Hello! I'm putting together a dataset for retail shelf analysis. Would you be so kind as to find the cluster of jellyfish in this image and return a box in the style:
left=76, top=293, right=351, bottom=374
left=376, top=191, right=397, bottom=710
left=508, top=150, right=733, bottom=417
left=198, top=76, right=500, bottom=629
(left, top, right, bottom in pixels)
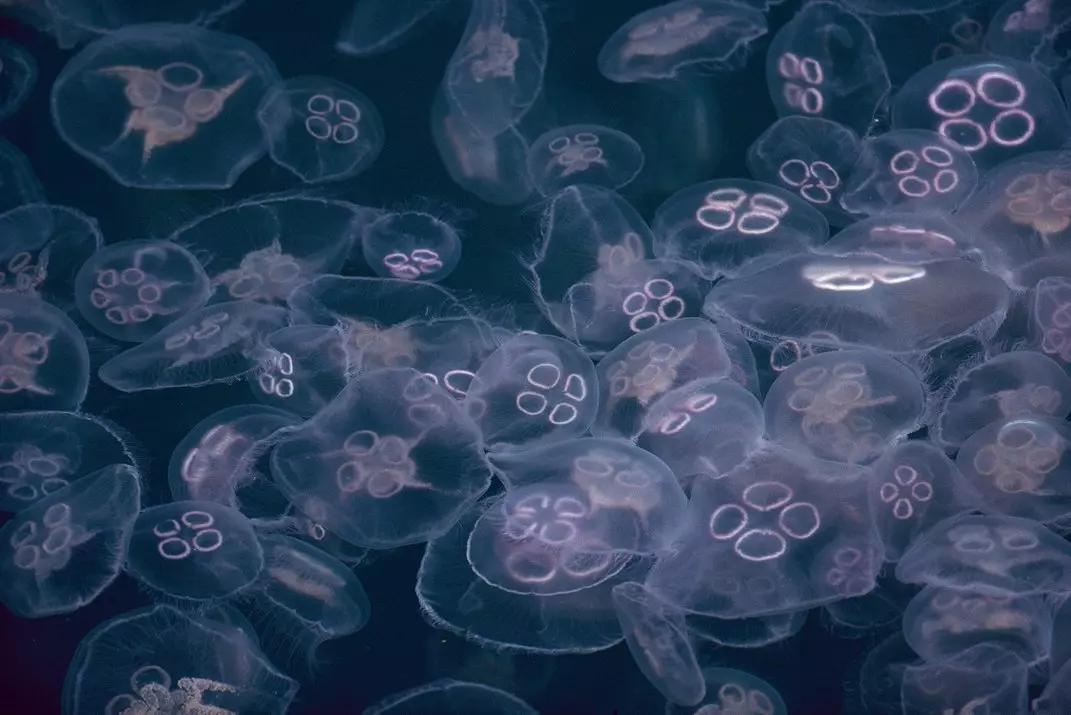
left=3, top=0, right=1071, bottom=712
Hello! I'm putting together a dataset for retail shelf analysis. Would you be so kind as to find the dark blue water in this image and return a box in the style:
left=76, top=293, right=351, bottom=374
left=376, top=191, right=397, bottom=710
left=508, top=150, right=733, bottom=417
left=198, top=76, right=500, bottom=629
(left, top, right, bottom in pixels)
left=0, top=1, right=877, bottom=712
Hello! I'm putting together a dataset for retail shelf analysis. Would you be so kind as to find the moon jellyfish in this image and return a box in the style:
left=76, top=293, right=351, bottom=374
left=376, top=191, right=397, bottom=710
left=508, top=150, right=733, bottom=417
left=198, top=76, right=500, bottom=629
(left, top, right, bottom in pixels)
left=816, top=214, right=972, bottom=264
left=900, top=643, right=1030, bottom=715
left=612, top=581, right=705, bottom=706
left=666, top=667, right=788, bottom=715
left=51, top=23, right=280, bottom=189
left=0, top=293, right=90, bottom=412
left=0, top=203, right=103, bottom=305
left=126, top=500, right=264, bottom=600
left=0, top=40, right=36, bottom=122
left=0, top=137, right=44, bottom=216
left=526, top=124, right=644, bottom=197
left=686, top=609, right=807, bottom=649
left=257, top=76, right=384, bottom=184
left=74, top=239, right=211, bottom=343
left=0, top=409, right=138, bottom=513
left=270, top=368, right=492, bottom=549
left=249, top=324, right=350, bottom=417
left=336, top=0, right=453, bottom=57
left=444, top=0, right=548, bottom=137
left=97, top=301, right=289, bottom=392
left=62, top=604, right=299, bottom=715
left=361, top=208, right=462, bottom=283
left=365, top=679, right=537, bottom=715
left=0, top=464, right=140, bottom=617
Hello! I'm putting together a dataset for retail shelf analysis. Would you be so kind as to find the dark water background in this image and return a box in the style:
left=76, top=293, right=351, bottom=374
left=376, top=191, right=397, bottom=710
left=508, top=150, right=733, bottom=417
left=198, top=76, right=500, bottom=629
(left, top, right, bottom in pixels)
left=0, top=1, right=877, bottom=712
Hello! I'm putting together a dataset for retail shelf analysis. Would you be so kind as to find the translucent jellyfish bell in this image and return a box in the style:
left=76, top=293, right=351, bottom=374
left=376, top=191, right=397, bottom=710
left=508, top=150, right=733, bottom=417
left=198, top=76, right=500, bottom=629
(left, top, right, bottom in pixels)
left=74, top=239, right=211, bottom=342
left=0, top=464, right=140, bottom=617
left=892, top=55, right=1071, bottom=171
left=248, top=324, right=350, bottom=417
left=463, top=333, right=598, bottom=453
left=0, top=137, right=43, bottom=216
left=686, top=608, right=808, bottom=649
left=746, top=115, right=862, bottom=228
left=647, top=448, right=882, bottom=619
left=50, top=23, right=280, bottom=189
left=816, top=213, right=973, bottom=264
left=763, top=349, right=926, bottom=465
left=985, top=0, right=1071, bottom=77
left=896, top=512, right=1071, bottom=595
left=270, top=368, right=491, bottom=549
left=0, top=40, right=37, bottom=122
left=765, top=0, right=890, bottom=135
left=361, top=209, right=462, bottom=283
left=126, top=500, right=264, bottom=600
left=612, top=581, right=705, bottom=706
left=0, top=203, right=103, bottom=305
left=526, top=124, right=644, bottom=196
left=365, top=679, right=537, bottom=715
left=1034, top=276, right=1071, bottom=365
left=666, top=667, right=788, bottom=715
left=651, top=178, right=829, bottom=280
left=868, top=441, right=980, bottom=563
left=256, top=76, right=384, bottom=184
left=444, top=0, right=548, bottom=137
left=0, top=411, right=137, bottom=515
left=703, top=252, right=1010, bottom=356
left=336, top=0, right=452, bottom=57
left=0, top=293, right=90, bottom=412
left=597, top=0, right=768, bottom=83
left=900, top=643, right=1030, bottom=715
left=62, top=604, right=298, bottom=715
left=41, top=0, right=249, bottom=38
left=839, top=129, right=979, bottom=217
left=97, top=301, right=289, bottom=392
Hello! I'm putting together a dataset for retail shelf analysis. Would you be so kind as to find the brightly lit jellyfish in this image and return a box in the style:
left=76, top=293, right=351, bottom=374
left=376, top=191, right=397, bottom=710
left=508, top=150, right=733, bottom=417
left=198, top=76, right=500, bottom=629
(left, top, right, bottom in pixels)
left=0, top=203, right=103, bottom=305
left=612, top=581, right=705, bottom=706
left=361, top=208, right=462, bottom=283
left=892, top=54, right=1071, bottom=170
left=97, top=301, right=289, bottom=392
left=0, top=293, right=90, bottom=412
left=50, top=23, right=280, bottom=188
left=463, top=333, right=597, bottom=453
left=429, top=84, right=534, bottom=206
left=0, top=137, right=43, bottom=216
left=75, top=239, right=211, bottom=342
left=168, top=404, right=301, bottom=507
left=704, top=252, right=1010, bottom=356
left=417, top=503, right=643, bottom=654
left=763, top=349, right=926, bottom=465
left=444, top=0, right=547, bottom=137
left=746, top=115, right=862, bottom=227
left=169, top=193, right=366, bottom=304
left=594, top=317, right=733, bottom=440
left=868, top=440, right=980, bottom=563
left=126, top=500, right=264, bottom=600
left=839, top=129, right=978, bottom=216
left=598, top=0, right=768, bottom=82
left=336, top=0, right=453, bottom=56
left=647, top=448, right=882, bottom=619
left=366, top=679, right=537, bottom=715
left=953, top=150, right=1071, bottom=286
left=62, top=604, right=298, bottom=715
left=526, top=124, right=644, bottom=196
left=256, top=76, right=384, bottom=184
left=0, top=409, right=138, bottom=513
left=637, top=377, right=765, bottom=485
left=249, top=324, right=351, bottom=417
left=0, top=40, right=36, bottom=122
left=896, top=512, right=1071, bottom=595
left=270, top=368, right=491, bottom=549
left=765, top=0, right=890, bottom=134
left=666, top=667, right=788, bottom=715
left=0, top=464, right=139, bottom=617
left=651, top=178, right=829, bottom=280
left=816, top=214, right=972, bottom=264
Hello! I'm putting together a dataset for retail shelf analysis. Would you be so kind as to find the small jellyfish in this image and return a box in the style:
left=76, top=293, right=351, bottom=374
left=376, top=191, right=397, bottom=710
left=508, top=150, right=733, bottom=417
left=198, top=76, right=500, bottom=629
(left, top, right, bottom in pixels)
left=125, top=500, right=264, bottom=600
left=444, top=0, right=548, bottom=137
left=257, top=76, right=384, bottom=184
left=75, top=239, right=211, bottom=343
left=765, top=1, right=891, bottom=135
left=0, top=293, right=90, bottom=412
left=51, top=23, right=280, bottom=189
left=0, top=203, right=103, bottom=305
left=598, top=0, right=768, bottom=83
left=0, top=40, right=37, bottom=122
left=62, top=604, right=298, bottom=715
left=361, top=208, right=462, bottom=283
left=526, top=124, right=644, bottom=196
left=0, top=464, right=140, bottom=617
